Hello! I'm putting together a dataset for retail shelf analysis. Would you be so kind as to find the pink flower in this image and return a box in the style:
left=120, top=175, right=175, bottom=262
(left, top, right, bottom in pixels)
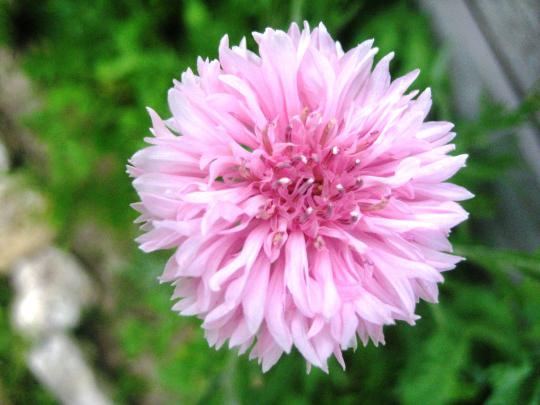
left=128, top=22, right=472, bottom=372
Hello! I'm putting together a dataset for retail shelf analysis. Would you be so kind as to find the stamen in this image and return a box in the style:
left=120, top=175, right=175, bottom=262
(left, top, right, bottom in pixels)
left=277, top=177, right=291, bottom=185
left=276, top=162, right=292, bottom=169
left=297, top=178, right=315, bottom=195
left=238, top=162, right=251, bottom=178
left=332, top=146, right=340, bottom=155
left=365, top=196, right=390, bottom=211
left=257, top=201, right=275, bottom=219
left=347, top=158, right=362, bottom=172
left=272, top=232, right=284, bottom=247
left=300, top=107, right=309, bottom=123
left=356, top=130, right=380, bottom=152
left=261, top=125, right=273, bottom=155
left=285, top=125, right=292, bottom=143
left=299, top=206, right=314, bottom=224
left=336, top=183, right=344, bottom=193
left=314, top=235, right=326, bottom=250
left=320, top=118, right=336, bottom=147
left=326, top=204, right=334, bottom=218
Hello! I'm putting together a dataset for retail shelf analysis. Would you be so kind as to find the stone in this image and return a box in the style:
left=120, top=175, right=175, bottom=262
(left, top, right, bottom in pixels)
left=0, top=177, right=54, bottom=273
left=0, top=141, right=7, bottom=172
left=11, top=247, right=96, bottom=337
left=29, top=334, right=112, bottom=405
left=0, top=48, right=39, bottom=118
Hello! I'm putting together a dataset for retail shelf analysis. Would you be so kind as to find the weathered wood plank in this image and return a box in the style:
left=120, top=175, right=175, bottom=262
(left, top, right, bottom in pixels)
left=471, top=0, right=540, bottom=95
left=420, top=0, right=540, bottom=175
left=419, top=0, right=540, bottom=251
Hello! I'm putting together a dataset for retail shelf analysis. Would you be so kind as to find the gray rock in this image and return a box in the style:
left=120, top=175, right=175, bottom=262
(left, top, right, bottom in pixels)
left=0, top=142, right=7, bottom=172
left=0, top=48, right=40, bottom=118
left=29, top=334, right=112, bottom=405
left=0, top=177, right=54, bottom=273
left=11, top=247, right=96, bottom=337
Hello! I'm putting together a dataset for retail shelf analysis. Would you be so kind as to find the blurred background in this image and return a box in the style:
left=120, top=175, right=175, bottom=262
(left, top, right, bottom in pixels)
left=0, top=0, right=539, bottom=404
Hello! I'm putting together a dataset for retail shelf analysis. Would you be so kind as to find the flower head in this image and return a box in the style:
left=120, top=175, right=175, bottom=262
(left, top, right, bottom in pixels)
left=129, top=22, right=472, bottom=372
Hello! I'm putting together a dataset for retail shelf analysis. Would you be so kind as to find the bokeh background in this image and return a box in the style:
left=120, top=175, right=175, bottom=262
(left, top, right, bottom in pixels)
left=0, top=0, right=539, bottom=404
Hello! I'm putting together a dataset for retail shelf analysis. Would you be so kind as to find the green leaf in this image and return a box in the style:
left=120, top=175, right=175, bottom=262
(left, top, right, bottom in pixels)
left=396, top=328, right=472, bottom=405
left=486, top=363, right=532, bottom=405
left=456, top=245, right=540, bottom=281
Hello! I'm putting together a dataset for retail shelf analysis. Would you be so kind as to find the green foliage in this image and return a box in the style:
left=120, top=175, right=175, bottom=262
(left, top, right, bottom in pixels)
left=1, top=0, right=539, bottom=404
left=0, top=280, right=56, bottom=404
left=113, top=252, right=230, bottom=403
left=353, top=1, right=452, bottom=117
left=397, top=327, right=472, bottom=404
left=486, top=363, right=533, bottom=405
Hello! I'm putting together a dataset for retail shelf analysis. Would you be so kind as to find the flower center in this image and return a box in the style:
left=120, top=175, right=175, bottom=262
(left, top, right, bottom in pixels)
left=261, top=145, right=362, bottom=225
left=234, top=112, right=387, bottom=237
